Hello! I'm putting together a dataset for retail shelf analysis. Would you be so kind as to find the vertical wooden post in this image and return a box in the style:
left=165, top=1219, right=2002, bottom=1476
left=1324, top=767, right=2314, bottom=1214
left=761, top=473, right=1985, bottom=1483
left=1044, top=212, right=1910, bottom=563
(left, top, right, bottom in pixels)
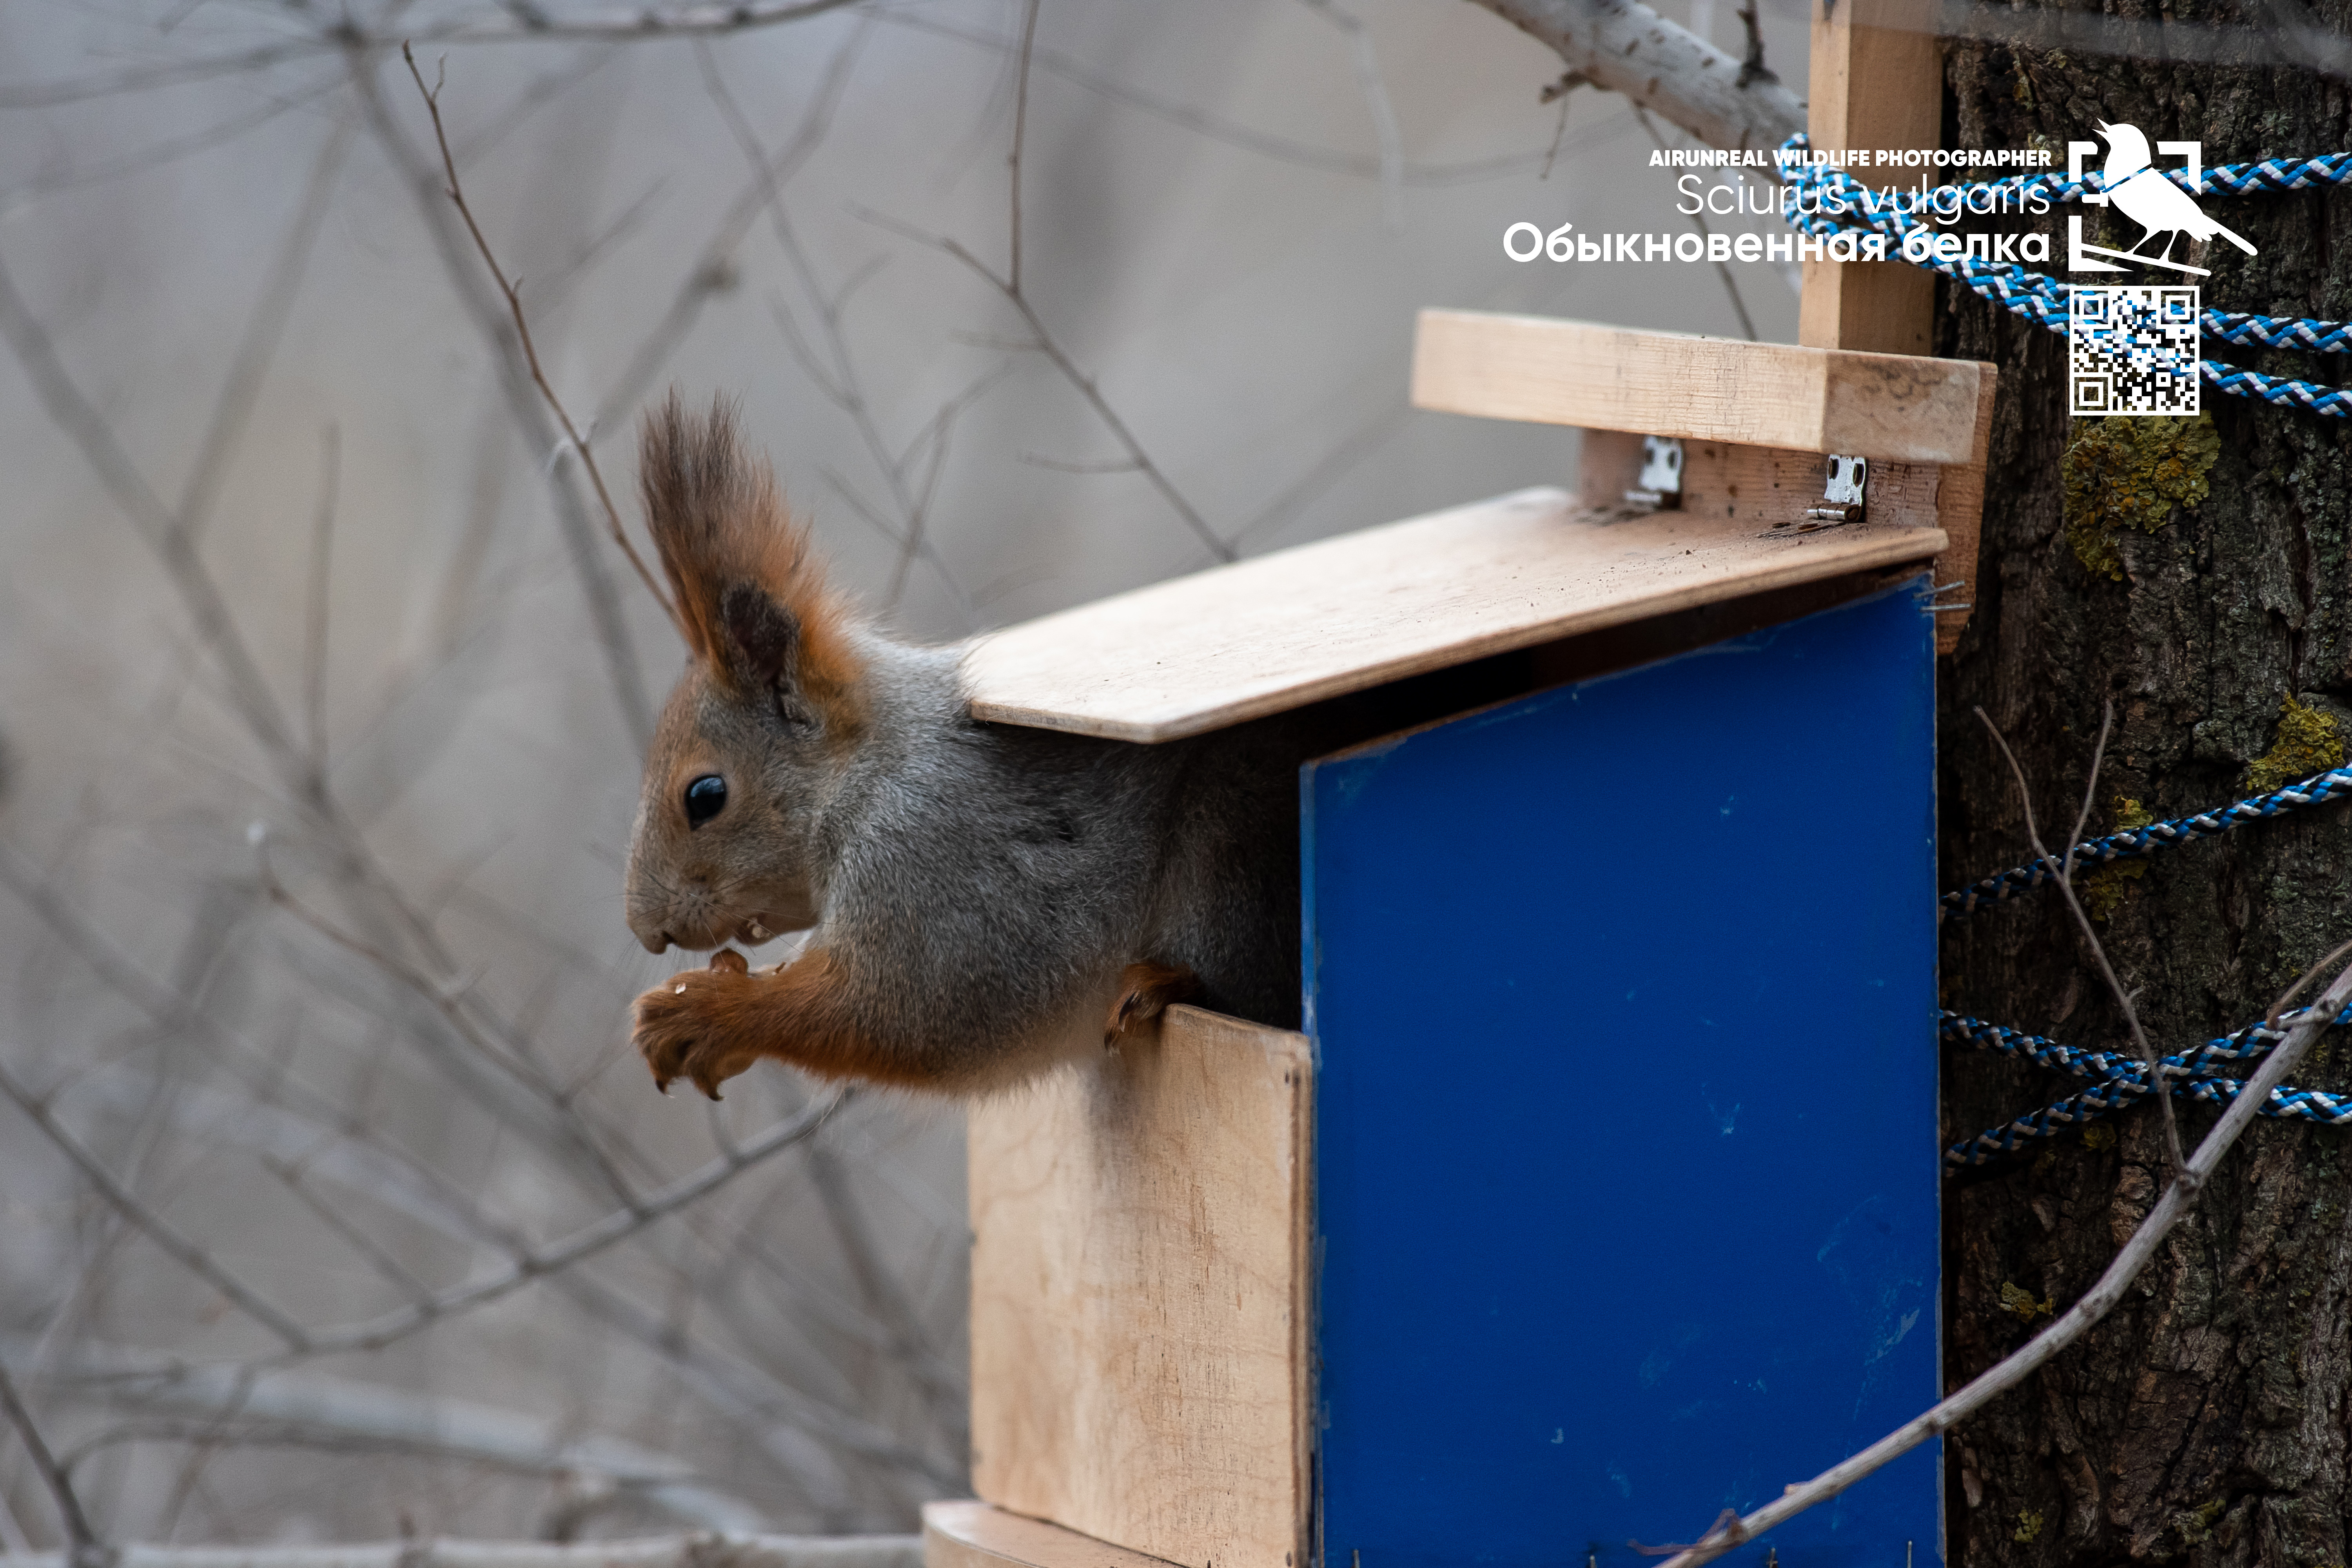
left=1799, top=0, right=1988, bottom=653
left=1798, top=2, right=1939, bottom=357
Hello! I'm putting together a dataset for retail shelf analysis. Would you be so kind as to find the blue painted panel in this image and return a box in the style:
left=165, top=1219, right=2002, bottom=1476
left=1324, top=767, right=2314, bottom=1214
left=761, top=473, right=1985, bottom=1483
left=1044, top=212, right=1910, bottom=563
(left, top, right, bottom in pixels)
left=1304, top=580, right=1939, bottom=1568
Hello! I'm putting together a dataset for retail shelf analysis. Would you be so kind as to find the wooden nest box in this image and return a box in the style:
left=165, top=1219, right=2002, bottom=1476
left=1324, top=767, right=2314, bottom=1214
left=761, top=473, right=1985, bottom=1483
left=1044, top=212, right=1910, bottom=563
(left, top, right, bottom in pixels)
left=926, top=310, right=1994, bottom=1568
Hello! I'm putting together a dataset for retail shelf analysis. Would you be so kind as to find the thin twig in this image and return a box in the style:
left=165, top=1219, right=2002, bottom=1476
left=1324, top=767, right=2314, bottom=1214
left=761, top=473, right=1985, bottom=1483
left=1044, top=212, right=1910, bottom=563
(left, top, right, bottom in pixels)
left=301, top=424, right=339, bottom=777
left=1633, top=107, right=1757, bottom=343
left=593, top=20, right=871, bottom=436
left=257, top=843, right=581, bottom=1108
left=349, top=50, right=654, bottom=750
left=0, top=247, right=303, bottom=770
left=1, top=1047, right=848, bottom=1363
left=2065, top=699, right=2113, bottom=857
left=0, top=1360, right=104, bottom=1565
left=1008, top=0, right=1041, bottom=296
left=862, top=208, right=1238, bottom=567
left=261, top=1156, right=437, bottom=1308
left=173, top=115, right=354, bottom=548
left=400, top=43, right=682, bottom=641
left=1979, top=704, right=2184, bottom=1172
left=1653, top=953, right=2352, bottom=1568
left=696, top=41, right=984, bottom=617
left=0, top=1062, right=314, bottom=1351
left=1293, top=0, right=1407, bottom=225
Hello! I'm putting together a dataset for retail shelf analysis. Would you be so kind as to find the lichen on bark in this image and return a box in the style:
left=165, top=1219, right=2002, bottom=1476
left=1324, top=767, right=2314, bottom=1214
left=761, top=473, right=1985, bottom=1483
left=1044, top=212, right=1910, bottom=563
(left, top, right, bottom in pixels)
left=2083, top=797, right=2156, bottom=921
left=2244, top=694, right=2347, bottom=795
left=2062, top=413, right=2220, bottom=581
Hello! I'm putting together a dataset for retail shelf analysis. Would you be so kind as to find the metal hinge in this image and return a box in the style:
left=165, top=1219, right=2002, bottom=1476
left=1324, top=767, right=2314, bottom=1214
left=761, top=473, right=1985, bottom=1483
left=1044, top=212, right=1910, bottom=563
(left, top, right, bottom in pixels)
left=1623, top=436, right=1684, bottom=510
left=1775, top=454, right=1867, bottom=532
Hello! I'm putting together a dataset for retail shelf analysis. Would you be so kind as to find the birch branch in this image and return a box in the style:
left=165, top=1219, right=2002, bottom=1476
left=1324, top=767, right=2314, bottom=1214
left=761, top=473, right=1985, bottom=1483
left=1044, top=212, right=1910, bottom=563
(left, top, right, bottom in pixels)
left=1466, top=0, right=1802, bottom=157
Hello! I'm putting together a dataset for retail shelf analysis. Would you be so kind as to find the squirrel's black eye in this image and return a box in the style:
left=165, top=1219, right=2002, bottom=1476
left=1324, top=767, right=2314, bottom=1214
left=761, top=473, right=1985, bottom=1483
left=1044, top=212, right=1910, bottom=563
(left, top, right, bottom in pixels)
left=683, top=774, right=727, bottom=828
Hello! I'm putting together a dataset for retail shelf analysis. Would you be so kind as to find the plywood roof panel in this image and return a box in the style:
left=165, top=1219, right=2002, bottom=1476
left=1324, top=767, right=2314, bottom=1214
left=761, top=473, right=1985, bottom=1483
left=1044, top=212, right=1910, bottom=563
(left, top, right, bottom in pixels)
left=962, top=487, right=1944, bottom=742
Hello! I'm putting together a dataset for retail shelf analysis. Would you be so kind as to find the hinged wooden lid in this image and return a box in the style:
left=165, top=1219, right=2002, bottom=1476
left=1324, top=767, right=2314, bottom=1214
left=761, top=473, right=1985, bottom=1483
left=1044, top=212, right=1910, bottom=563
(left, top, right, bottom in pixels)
left=962, top=487, right=1943, bottom=743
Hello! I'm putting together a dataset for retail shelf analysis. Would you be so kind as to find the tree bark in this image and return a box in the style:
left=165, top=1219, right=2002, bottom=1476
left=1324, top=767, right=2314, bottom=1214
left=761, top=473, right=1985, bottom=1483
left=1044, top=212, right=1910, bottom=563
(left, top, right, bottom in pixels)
left=1940, top=20, right=2352, bottom=1568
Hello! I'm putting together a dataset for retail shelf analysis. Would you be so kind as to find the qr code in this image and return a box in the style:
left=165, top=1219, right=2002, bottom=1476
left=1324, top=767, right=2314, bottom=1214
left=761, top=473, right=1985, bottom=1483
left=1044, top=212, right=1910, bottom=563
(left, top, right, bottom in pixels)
left=2070, top=286, right=2200, bottom=415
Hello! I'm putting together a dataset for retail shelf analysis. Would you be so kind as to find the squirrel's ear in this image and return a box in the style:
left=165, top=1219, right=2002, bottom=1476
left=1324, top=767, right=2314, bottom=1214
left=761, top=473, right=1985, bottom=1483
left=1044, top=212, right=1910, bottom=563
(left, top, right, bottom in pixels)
left=640, top=392, right=861, bottom=723
left=718, top=581, right=814, bottom=722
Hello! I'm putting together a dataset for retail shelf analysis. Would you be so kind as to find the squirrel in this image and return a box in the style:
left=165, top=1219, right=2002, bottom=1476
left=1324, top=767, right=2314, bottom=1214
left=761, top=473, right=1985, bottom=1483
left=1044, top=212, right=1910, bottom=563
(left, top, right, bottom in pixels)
left=623, top=395, right=1305, bottom=1098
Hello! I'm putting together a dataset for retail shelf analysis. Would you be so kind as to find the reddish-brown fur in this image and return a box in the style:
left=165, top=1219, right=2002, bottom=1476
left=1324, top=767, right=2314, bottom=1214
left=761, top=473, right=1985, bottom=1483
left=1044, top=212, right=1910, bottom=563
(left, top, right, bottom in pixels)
left=634, top=947, right=946, bottom=1097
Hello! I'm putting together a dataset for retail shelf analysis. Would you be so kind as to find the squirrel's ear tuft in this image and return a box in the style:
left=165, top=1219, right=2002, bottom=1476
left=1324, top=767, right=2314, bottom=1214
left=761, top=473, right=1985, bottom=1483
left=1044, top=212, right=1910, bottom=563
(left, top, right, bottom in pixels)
left=639, top=392, right=862, bottom=718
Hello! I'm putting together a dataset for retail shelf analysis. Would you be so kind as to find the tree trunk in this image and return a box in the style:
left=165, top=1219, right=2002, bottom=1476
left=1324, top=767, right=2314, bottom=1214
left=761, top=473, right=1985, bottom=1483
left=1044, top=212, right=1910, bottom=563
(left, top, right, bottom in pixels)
left=1939, top=23, right=2352, bottom=1568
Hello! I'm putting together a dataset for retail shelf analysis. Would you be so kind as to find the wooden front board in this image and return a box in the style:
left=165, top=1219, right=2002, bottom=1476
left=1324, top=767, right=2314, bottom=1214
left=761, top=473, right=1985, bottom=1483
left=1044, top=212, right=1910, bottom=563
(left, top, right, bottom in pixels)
left=963, top=489, right=1944, bottom=743
left=967, top=1007, right=1312, bottom=1568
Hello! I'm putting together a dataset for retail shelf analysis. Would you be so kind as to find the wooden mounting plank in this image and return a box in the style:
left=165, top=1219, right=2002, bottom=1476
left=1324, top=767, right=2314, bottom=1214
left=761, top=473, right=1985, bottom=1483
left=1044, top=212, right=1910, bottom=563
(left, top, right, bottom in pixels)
left=923, top=1503, right=1183, bottom=1568
left=963, top=488, right=1945, bottom=743
left=967, top=1007, right=1312, bottom=1568
left=1410, top=310, right=1984, bottom=465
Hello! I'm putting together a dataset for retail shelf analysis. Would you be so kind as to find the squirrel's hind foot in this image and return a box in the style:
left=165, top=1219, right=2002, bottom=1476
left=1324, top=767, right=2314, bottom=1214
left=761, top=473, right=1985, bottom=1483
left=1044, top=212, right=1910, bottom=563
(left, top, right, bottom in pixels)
left=1104, top=962, right=1201, bottom=1049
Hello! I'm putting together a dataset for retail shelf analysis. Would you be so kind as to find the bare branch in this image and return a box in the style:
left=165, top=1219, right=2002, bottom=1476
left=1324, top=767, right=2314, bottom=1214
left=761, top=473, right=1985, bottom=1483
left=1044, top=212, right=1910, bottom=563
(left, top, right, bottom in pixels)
left=1, top=1048, right=846, bottom=1362
left=1020, top=454, right=1144, bottom=475
left=870, top=9, right=1582, bottom=186
left=0, top=75, right=345, bottom=216
left=0, top=1361, right=103, bottom=1566
left=899, top=224, right=1238, bottom=566
left=37, top=1356, right=770, bottom=1533
left=416, top=0, right=866, bottom=46
left=593, top=20, right=872, bottom=434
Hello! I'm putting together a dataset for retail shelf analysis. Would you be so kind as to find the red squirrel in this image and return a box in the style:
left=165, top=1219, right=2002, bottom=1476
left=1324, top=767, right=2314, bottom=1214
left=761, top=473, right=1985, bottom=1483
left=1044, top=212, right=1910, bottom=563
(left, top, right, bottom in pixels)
left=624, top=397, right=1303, bottom=1098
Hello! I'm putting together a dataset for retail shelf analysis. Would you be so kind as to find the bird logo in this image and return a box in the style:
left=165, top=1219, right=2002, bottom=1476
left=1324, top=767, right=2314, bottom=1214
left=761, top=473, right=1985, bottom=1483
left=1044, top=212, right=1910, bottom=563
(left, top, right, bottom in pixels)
left=2067, top=122, right=2256, bottom=276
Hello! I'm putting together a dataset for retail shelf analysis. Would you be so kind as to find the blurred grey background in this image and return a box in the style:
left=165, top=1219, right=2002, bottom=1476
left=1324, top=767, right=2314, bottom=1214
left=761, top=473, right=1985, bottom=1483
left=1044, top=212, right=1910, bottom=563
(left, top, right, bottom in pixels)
left=0, top=0, right=1804, bottom=1546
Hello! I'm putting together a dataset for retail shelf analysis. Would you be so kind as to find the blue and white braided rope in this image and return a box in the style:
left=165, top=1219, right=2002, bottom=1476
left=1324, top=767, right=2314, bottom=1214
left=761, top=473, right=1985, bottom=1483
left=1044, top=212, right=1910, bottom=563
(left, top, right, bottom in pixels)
left=1776, top=134, right=2352, bottom=417
left=1941, top=766, right=2352, bottom=919
left=1940, top=765, right=2352, bottom=1169
left=1943, top=1009, right=2352, bottom=1168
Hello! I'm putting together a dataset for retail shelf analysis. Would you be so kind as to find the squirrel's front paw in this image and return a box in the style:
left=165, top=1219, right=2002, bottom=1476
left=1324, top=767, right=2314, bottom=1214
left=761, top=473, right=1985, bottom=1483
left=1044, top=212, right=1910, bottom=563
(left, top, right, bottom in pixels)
left=633, top=951, right=762, bottom=1099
